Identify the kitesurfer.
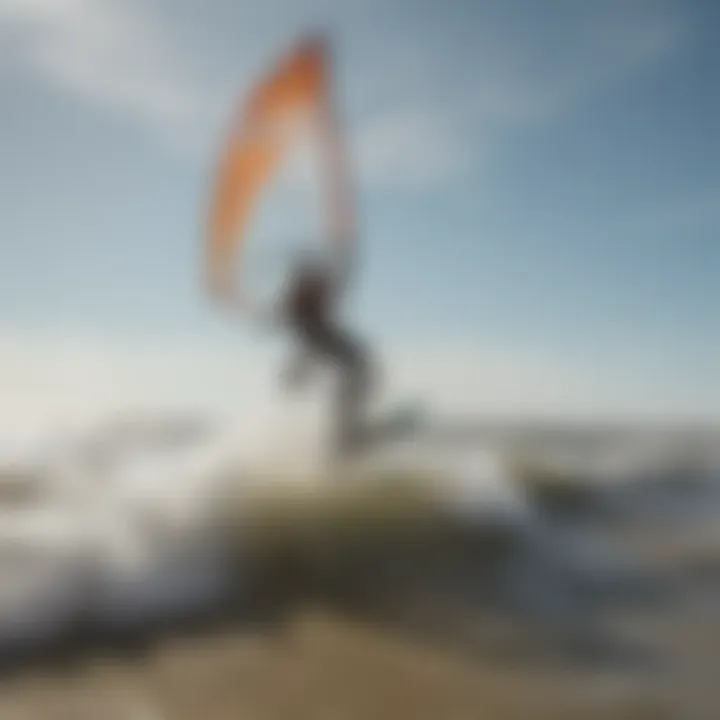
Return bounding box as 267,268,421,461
235,243,372,458
207,36,422,459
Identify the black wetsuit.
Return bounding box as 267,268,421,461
285,269,370,455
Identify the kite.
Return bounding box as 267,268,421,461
206,35,353,305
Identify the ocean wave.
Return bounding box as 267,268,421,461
0,415,716,660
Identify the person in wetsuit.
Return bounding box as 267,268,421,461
279,250,371,457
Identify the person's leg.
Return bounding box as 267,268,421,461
301,321,372,456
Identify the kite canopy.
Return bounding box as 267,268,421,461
206,35,353,307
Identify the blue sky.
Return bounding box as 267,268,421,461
0,0,718,427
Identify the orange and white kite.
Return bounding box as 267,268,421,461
206,35,354,305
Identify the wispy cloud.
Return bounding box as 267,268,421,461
0,0,211,150
0,0,689,188
349,0,686,185
354,109,474,190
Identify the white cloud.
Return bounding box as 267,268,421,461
344,0,687,188
355,109,473,190
0,0,211,150
0,0,689,189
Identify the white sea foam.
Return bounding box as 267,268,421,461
0,411,716,652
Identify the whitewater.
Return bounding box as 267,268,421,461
0,401,717,662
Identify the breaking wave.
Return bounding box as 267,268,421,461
0,413,717,663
